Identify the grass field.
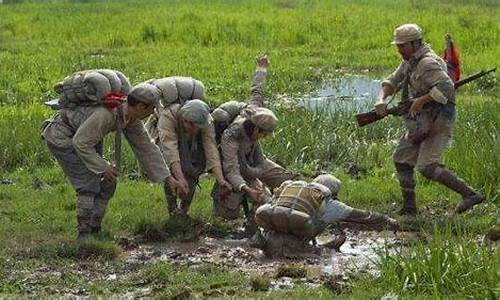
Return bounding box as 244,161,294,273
0,0,499,298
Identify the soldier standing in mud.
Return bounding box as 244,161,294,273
213,55,295,235
156,98,232,218
374,24,485,215
250,174,399,258
42,84,183,240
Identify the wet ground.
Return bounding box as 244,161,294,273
125,228,408,291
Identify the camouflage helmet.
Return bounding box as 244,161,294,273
392,24,423,45
313,174,342,196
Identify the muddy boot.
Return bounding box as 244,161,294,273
343,208,400,231
76,195,94,241
399,190,417,216
248,229,267,249
420,164,485,214
395,163,417,215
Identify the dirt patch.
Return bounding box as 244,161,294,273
124,228,410,290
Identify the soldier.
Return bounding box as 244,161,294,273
251,174,399,258
213,55,295,234
374,24,485,215
157,98,232,218
42,83,182,240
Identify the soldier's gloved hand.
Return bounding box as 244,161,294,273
103,166,118,183
256,55,269,69
374,102,388,116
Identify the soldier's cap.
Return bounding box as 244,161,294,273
128,83,163,112
179,99,211,129
251,107,278,133
211,107,230,123
313,174,342,196
392,24,423,45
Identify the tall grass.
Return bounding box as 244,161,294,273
349,228,500,298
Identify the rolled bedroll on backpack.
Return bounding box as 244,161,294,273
255,204,316,238
146,76,205,107
48,69,131,109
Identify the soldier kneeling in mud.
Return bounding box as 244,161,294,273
250,174,399,258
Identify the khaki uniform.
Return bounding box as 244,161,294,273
214,68,294,222
157,103,220,214
43,105,170,235
384,43,482,214
384,44,455,168
252,180,398,257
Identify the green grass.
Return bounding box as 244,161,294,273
0,0,499,298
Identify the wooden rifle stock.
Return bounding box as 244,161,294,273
355,68,496,127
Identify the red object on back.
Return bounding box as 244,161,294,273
103,92,127,110
443,34,461,82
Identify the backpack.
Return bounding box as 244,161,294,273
146,76,205,107
143,76,205,144
47,69,131,110
211,100,248,144
255,182,330,239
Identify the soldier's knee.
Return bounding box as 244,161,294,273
419,163,440,179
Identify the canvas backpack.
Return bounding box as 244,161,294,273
255,182,330,239
47,69,131,110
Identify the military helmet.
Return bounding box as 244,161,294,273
392,24,423,45
313,174,342,196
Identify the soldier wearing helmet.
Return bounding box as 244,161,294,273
374,24,485,215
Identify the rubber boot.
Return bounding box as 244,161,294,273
399,190,417,216
421,165,485,214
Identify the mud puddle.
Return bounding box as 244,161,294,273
296,76,381,114
125,228,408,290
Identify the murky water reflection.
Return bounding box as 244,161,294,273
297,76,382,113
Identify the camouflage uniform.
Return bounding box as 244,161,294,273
42,87,170,238
252,178,398,257
214,67,295,226
384,29,484,214
157,103,221,215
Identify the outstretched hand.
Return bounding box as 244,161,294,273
256,55,269,68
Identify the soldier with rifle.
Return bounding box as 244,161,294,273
371,24,486,215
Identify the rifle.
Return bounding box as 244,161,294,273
355,67,496,127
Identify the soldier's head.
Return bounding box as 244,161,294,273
127,83,162,121
392,24,423,60
243,107,278,141
313,174,342,197
179,99,211,136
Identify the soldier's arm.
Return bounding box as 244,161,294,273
157,107,181,166
201,120,227,183
220,128,247,191
248,55,269,108
123,120,171,183
379,62,407,102
420,57,455,104
72,108,114,175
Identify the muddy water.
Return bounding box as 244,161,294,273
297,76,382,114
125,229,407,289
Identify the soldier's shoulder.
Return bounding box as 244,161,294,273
222,120,243,140
418,54,445,72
